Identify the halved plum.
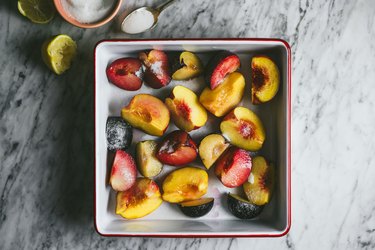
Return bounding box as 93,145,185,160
156,130,198,166
205,51,240,89
136,140,163,178
106,57,143,91
227,193,264,219
198,134,229,169
106,117,133,151
139,50,171,89
178,198,214,217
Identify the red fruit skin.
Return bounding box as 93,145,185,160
106,58,143,91
139,50,171,89
110,150,137,191
156,130,198,166
214,147,252,188
205,51,241,89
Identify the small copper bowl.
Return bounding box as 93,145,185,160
53,0,123,28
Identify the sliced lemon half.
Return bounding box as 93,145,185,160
18,0,55,24
42,34,77,75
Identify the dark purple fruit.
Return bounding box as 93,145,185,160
106,117,133,151
178,198,214,218
227,193,263,219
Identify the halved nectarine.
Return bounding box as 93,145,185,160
109,150,137,192
165,86,207,132
116,178,163,219
220,107,265,151
251,56,280,104
205,51,240,89
162,167,208,203
199,72,245,117
214,146,252,188
121,94,170,136
243,156,275,205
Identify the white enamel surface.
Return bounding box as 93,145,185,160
94,40,290,236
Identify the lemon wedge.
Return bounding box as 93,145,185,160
18,0,55,24
41,35,77,75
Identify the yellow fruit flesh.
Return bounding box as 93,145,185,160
116,196,163,219
199,72,245,117
180,198,213,207
198,134,229,169
121,94,170,136
165,85,207,132
162,167,208,203
243,156,275,205
173,68,200,80
220,107,265,151
136,141,163,178
251,56,280,104
172,52,203,80
116,178,163,219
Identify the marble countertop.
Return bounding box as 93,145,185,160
1,0,375,249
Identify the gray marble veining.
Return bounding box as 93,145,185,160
1,0,375,249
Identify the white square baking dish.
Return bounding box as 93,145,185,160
94,39,291,237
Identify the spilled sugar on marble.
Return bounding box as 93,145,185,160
61,0,116,23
